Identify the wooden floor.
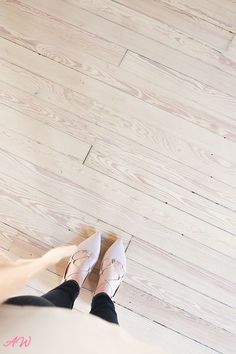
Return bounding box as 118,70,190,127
0,0,236,352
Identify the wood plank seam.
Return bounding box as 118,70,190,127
125,234,133,252
82,145,93,165
118,48,128,66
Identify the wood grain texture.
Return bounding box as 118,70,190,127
117,304,217,354
1,80,236,214
0,222,21,250
0,111,91,162
0,0,125,65
226,34,236,61
85,141,236,235
0,1,235,350
1,0,236,96
113,0,232,49
158,0,236,32
125,259,236,333
0,105,91,170
121,51,236,128
4,150,235,286
1,43,236,188
20,0,236,78
0,113,235,259
12,285,43,298
56,0,236,76
1,35,236,145
116,283,236,353
127,238,236,309
0,151,131,248
73,284,227,354
3,153,235,285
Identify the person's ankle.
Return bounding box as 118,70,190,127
93,291,111,299
65,275,82,287
94,288,111,298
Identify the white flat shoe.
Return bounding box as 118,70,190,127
94,239,126,298
63,232,101,287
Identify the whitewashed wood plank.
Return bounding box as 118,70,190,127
1,37,235,158
113,0,232,49
0,222,21,251
117,304,217,354
1,0,236,96
86,141,236,235
57,251,236,351
0,0,125,65
0,105,90,164
20,0,236,78
74,0,236,75
0,9,234,136
1,51,236,189
1,44,235,146
226,34,236,62
0,157,131,248
1,2,234,142
0,175,72,247
1,80,236,213
28,276,219,354
116,283,236,353
7,181,236,290
68,286,214,354
0,127,235,262
125,259,236,333
11,285,43,298
127,238,236,308
0,117,236,257
121,51,236,127
159,0,236,31
27,269,61,295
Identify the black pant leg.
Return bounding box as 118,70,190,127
4,296,54,307
90,293,119,324
5,280,80,309
42,280,80,309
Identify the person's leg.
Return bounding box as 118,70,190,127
91,239,126,325
90,292,119,324
5,280,79,309
42,280,79,309
4,296,54,307
5,233,101,309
